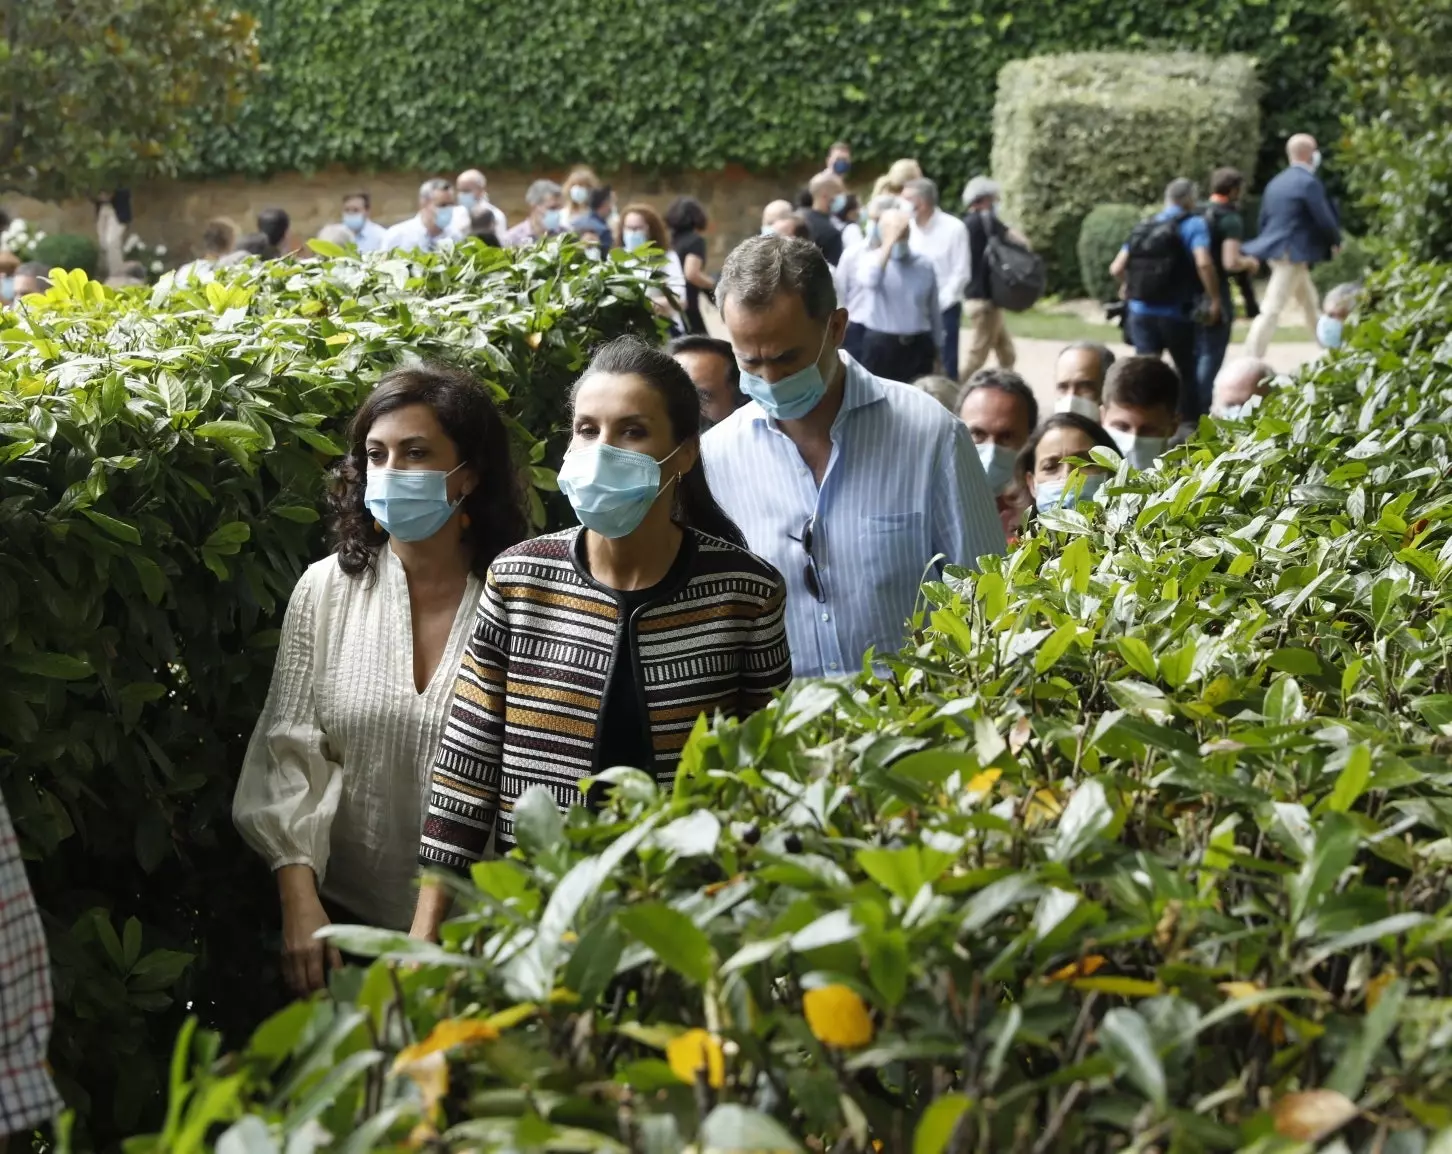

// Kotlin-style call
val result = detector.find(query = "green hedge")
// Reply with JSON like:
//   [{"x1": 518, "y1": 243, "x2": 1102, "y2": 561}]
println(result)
[
  {"x1": 0, "y1": 241, "x2": 660, "y2": 1145},
  {"x1": 131, "y1": 258, "x2": 1452, "y2": 1151},
  {"x1": 190, "y1": 0, "x2": 1345, "y2": 206},
  {"x1": 995, "y1": 52, "x2": 1260, "y2": 294},
  {"x1": 30, "y1": 234, "x2": 100, "y2": 278},
  {"x1": 1077, "y1": 204, "x2": 1143, "y2": 300}
]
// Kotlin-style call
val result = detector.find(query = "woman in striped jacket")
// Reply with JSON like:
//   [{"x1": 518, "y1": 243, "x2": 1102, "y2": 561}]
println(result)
[{"x1": 411, "y1": 336, "x2": 791, "y2": 938}]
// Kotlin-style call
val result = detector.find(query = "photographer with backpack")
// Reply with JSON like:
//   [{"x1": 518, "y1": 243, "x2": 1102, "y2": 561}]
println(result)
[{"x1": 1109, "y1": 178, "x2": 1222, "y2": 430}]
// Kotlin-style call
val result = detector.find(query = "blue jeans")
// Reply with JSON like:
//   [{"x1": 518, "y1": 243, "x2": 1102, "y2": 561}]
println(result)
[
  {"x1": 1128, "y1": 312, "x2": 1198, "y2": 421},
  {"x1": 940, "y1": 303, "x2": 962, "y2": 377},
  {"x1": 1195, "y1": 320, "x2": 1233, "y2": 418}
]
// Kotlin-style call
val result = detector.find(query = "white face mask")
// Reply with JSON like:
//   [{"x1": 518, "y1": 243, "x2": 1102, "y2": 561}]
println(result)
[
  {"x1": 1310, "y1": 149, "x2": 1323, "y2": 172},
  {"x1": 975, "y1": 440, "x2": 1018, "y2": 496},
  {"x1": 1055, "y1": 393, "x2": 1099, "y2": 420},
  {"x1": 1109, "y1": 428, "x2": 1168, "y2": 471}
]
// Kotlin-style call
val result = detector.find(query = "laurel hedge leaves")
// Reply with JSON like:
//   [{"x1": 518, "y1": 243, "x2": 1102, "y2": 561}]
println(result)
[
  {"x1": 191, "y1": 0, "x2": 1346, "y2": 203},
  {"x1": 0, "y1": 240, "x2": 660, "y2": 1144}
]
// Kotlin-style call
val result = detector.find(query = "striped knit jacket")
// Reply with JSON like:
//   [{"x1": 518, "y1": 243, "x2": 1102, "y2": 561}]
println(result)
[{"x1": 420, "y1": 527, "x2": 791, "y2": 867}]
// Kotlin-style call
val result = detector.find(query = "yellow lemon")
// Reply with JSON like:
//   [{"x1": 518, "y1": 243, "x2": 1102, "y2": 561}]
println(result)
[
  {"x1": 802, "y1": 984, "x2": 875, "y2": 1048},
  {"x1": 667, "y1": 1028, "x2": 726, "y2": 1088}
]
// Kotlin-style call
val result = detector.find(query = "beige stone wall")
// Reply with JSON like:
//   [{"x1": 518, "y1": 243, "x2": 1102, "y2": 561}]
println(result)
[{"x1": 1, "y1": 162, "x2": 831, "y2": 268}]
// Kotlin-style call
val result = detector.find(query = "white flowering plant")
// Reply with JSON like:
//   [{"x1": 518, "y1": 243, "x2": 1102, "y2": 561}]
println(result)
[
  {"x1": 0, "y1": 217, "x2": 48, "y2": 261},
  {"x1": 122, "y1": 231, "x2": 171, "y2": 278}
]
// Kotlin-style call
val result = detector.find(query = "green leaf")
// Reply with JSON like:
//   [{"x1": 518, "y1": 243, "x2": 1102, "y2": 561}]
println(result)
[
  {"x1": 4, "y1": 652, "x2": 93, "y2": 680},
  {"x1": 307, "y1": 238, "x2": 347, "y2": 258},
  {"x1": 699, "y1": 1105, "x2": 803, "y2": 1152},
  {"x1": 1099, "y1": 1007, "x2": 1167, "y2": 1112},
  {"x1": 272, "y1": 505, "x2": 320, "y2": 524},
  {"x1": 615, "y1": 902, "x2": 714, "y2": 985},
  {"x1": 1050, "y1": 779, "x2": 1113, "y2": 863},
  {"x1": 81, "y1": 508, "x2": 142, "y2": 544},
  {"x1": 855, "y1": 845, "x2": 954, "y2": 903},
  {"x1": 1290, "y1": 812, "x2": 1359, "y2": 926},
  {"x1": 1326, "y1": 744, "x2": 1372, "y2": 813},
  {"x1": 512, "y1": 785, "x2": 566, "y2": 863},
  {"x1": 562, "y1": 916, "x2": 625, "y2": 1004},
  {"x1": 128, "y1": 948, "x2": 194, "y2": 992},
  {"x1": 1034, "y1": 621, "x2": 1078, "y2": 674},
  {"x1": 913, "y1": 1093, "x2": 972, "y2": 1154},
  {"x1": 866, "y1": 929, "x2": 909, "y2": 1006},
  {"x1": 204, "y1": 521, "x2": 251, "y2": 552},
  {"x1": 1117, "y1": 637, "x2": 1157, "y2": 680},
  {"x1": 1328, "y1": 978, "x2": 1406, "y2": 1099}
]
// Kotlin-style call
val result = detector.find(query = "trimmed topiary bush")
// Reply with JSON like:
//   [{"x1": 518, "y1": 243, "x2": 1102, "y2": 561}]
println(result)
[
  {"x1": 993, "y1": 52, "x2": 1261, "y2": 294},
  {"x1": 31, "y1": 231, "x2": 100, "y2": 276},
  {"x1": 1077, "y1": 204, "x2": 1143, "y2": 300}
]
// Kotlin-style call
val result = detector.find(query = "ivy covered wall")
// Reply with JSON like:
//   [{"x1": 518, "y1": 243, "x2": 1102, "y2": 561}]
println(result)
[{"x1": 190, "y1": 0, "x2": 1347, "y2": 196}]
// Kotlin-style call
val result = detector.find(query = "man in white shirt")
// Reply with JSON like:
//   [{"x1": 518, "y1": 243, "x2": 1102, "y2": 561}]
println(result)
[
  {"x1": 341, "y1": 192, "x2": 387, "y2": 252},
  {"x1": 902, "y1": 177, "x2": 970, "y2": 378},
  {"x1": 455, "y1": 169, "x2": 508, "y2": 237},
  {"x1": 380, "y1": 178, "x2": 458, "y2": 254}
]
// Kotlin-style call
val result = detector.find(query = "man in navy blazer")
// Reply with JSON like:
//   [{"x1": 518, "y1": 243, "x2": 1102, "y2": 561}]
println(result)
[{"x1": 1244, "y1": 134, "x2": 1341, "y2": 356}]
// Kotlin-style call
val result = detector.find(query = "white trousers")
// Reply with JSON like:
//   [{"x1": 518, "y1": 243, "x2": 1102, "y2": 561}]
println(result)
[{"x1": 1245, "y1": 259, "x2": 1320, "y2": 357}]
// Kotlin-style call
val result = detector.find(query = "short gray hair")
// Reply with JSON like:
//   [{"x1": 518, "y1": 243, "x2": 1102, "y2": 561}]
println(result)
[
  {"x1": 911, "y1": 374, "x2": 958, "y2": 410},
  {"x1": 903, "y1": 178, "x2": 939, "y2": 208},
  {"x1": 1059, "y1": 341, "x2": 1116, "y2": 382},
  {"x1": 962, "y1": 176, "x2": 1000, "y2": 206},
  {"x1": 526, "y1": 179, "x2": 562, "y2": 207},
  {"x1": 717, "y1": 235, "x2": 838, "y2": 322},
  {"x1": 418, "y1": 177, "x2": 452, "y2": 202},
  {"x1": 1323, "y1": 281, "x2": 1362, "y2": 317},
  {"x1": 315, "y1": 223, "x2": 356, "y2": 248},
  {"x1": 1165, "y1": 178, "x2": 1197, "y2": 208}
]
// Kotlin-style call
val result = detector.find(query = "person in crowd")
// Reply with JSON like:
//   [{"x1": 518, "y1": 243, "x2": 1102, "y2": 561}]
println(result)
[
  {"x1": 701, "y1": 235, "x2": 1003, "y2": 679},
  {"x1": 665, "y1": 196, "x2": 715, "y2": 335},
  {"x1": 341, "y1": 192, "x2": 387, "y2": 253},
  {"x1": 0, "y1": 251, "x2": 18, "y2": 303},
  {"x1": 834, "y1": 194, "x2": 898, "y2": 362},
  {"x1": 570, "y1": 185, "x2": 615, "y2": 253},
  {"x1": 258, "y1": 207, "x2": 301, "y2": 256},
  {"x1": 1197, "y1": 168, "x2": 1262, "y2": 417},
  {"x1": 1244, "y1": 134, "x2": 1341, "y2": 357},
  {"x1": 411, "y1": 337, "x2": 791, "y2": 929},
  {"x1": 1211, "y1": 356, "x2": 1275, "y2": 419},
  {"x1": 1017, "y1": 413, "x2": 1122, "y2": 514},
  {"x1": 217, "y1": 231, "x2": 275, "y2": 266},
  {"x1": 1318, "y1": 282, "x2": 1360, "y2": 350},
  {"x1": 502, "y1": 179, "x2": 565, "y2": 248},
  {"x1": 959, "y1": 176, "x2": 1025, "y2": 378},
  {"x1": 312, "y1": 223, "x2": 357, "y2": 253},
  {"x1": 835, "y1": 193, "x2": 863, "y2": 250},
  {"x1": 234, "y1": 363, "x2": 528, "y2": 992},
  {"x1": 801, "y1": 173, "x2": 846, "y2": 264},
  {"x1": 619, "y1": 202, "x2": 687, "y2": 332},
  {"x1": 0, "y1": 791, "x2": 62, "y2": 1141},
  {"x1": 176, "y1": 217, "x2": 239, "y2": 283},
  {"x1": 456, "y1": 169, "x2": 508, "y2": 235},
  {"x1": 382, "y1": 178, "x2": 459, "y2": 254},
  {"x1": 855, "y1": 208, "x2": 941, "y2": 383},
  {"x1": 902, "y1": 178, "x2": 970, "y2": 379},
  {"x1": 562, "y1": 165, "x2": 602, "y2": 229},
  {"x1": 777, "y1": 213, "x2": 812, "y2": 241},
  {"x1": 819, "y1": 140, "x2": 853, "y2": 184},
  {"x1": 1109, "y1": 178, "x2": 1220, "y2": 427},
  {"x1": 762, "y1": 200, "x2": 795, "y2": 235},
  {"x1": 956, "y1": 368, "x2": 1038, "y2": 539},
  {"x1": 1099, "y1": 355, "x2": 1181, "y2": 470},
  {"x1": 468, "y1": 210, "x2": 501, "y2": 248},
  {"x1": 11, "y1": 262, "x2": 49, "y2": 297},
  {"x1": 871, "y1": 157, "x2": 924, "y2": 201},
  {"x1": 1055, "y1": 341, "x2": 1115, "y2": 418},
  {"x1": 912, "y1": 374, "x2": 958, "y2": 411},
  {"x1": 106, "y1": 259, "x2": 149, "y2": 288},
  {"x1": 669, "y1": 333, "x2": 747, "y2": 428}
]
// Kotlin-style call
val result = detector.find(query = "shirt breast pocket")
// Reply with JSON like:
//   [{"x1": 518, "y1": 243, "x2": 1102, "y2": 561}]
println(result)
[{"x1": 858, "y1": 511, "x2": 928, "y2": 586}]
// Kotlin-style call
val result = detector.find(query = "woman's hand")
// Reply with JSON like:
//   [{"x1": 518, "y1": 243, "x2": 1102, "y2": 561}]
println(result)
[
  {"x1": 277, "y1": 865, "x2": 342, "y2": 995},
  {"x1": 409, "y1": 880, "x2": 452, "y2": 943}
]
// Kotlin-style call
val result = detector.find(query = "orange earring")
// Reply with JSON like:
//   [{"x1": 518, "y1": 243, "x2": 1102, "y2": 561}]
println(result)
[
  {"x1": 373, "y1": 519, "x2": 384, "y2": 534},
  {"x1": 460, "y1": 512, "x2": 471, "y2": 529}
]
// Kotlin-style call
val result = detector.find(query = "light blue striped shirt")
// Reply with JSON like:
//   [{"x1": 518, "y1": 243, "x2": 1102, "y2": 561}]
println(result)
[{"x1": 701, "y1": 352, "x2": 1005, "y2": 677}]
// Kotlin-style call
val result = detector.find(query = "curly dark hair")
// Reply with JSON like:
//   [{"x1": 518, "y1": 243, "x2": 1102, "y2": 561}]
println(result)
[
  {"x1": 328, "y1": 362, "x2": 529, "y2": 579},
  {"x1": 664, "y1": 195, "x2": 708, "y2": 237}
]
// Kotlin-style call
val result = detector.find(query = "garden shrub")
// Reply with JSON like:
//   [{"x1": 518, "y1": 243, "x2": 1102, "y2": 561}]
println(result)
[
  {"x1": 30, "y1": 233, "x2": 100, "y2": 277},
  {"x1": 131, "y1": 257, "x2": 1452, "y2": 1151},
  {"x1": 1077, "y1": 204, "x2": 1143, "y2": 300},
  {"x1": 1311, "y1": 234, "x2": 1373, "y2": 296},
  {"x1": 0, "y1": 239, "x2": 661, "y2": 1145},
  {"x1": 993, "y1": 53, "x2": 1261, "y2": 293},
  {"x1": 192, "y1": 0, "x2": 1346, "y2": 214}
]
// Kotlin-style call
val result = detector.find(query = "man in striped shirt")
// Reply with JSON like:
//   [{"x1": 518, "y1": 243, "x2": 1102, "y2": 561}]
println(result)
[{"x1": 701, "y1": 235, "x2": 1004, "y2": 678}]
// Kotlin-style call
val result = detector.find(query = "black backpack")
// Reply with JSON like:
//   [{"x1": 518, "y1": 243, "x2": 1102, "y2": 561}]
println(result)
[
  {"x1": 1125, "y1": 214, "x2": 1196, "y2": 306},
  {"x1": 986, "y1": 234, "x2": 1047, "y2": 312}
]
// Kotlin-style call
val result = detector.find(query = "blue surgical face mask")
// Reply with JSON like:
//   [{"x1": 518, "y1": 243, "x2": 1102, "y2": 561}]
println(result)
[
  {"x1": 1109, "y1": 428, "x2": 1168, "y2": 471},
  {"x1": 343, "y1": 211, "x2": 366, "y2": 233},
  {"x1": 365, "y1": 463, "x2": 467, "y2": 543},
  {"x1": 760, "y1": 225, "x2": 775, "y2": 236},
  {"x1": 457, "y1": 192, "x2": 478, "y2": 210},
  {"x1": 0, "y1": 276, "x2": 13, "y2": 304},
  {"x1": 738, "y1": 328, "x2": 834, "y2": 422},
  {"x1": 570, "y1": 185, "x2": 591, "y2": 206},
  {"x1": 543, "y1": 208, "x2": 563, "y2": 232},
  {"x1": 867, "y1": 222, "x2": 882, "y2": 247},
  {"x1": 976, "y1": 441, "x2": 1018, "y2": 495},
  {"x1": 558, "y1": 442, "x2": 683, "y2": 539},
  {"x1": 623, "y1": 228, "x2": 649, "y2": 251},
  {"x1": 432, "y1": 204, "x2": 454, "y2": 231},
  {"x1": 1036, "y1": 472, "x2": 1107, "y2": 512},
  {"x1": 830, "y1": 193, "x2": 848, "y2": 215},
  {"x1": 1317, "y1": 314, "x2": 1344, "y2": 349},
  {"x1": 832, "y1": 158, "x2": 852, "y2": 177},
  {"x1": 891, "y1": 240, "x2": 911, "y2": 261}
]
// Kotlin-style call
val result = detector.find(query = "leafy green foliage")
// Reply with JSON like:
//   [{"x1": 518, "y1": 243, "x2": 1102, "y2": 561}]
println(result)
[
  {"x1": 133, "y1": 257, "x2": 1452, "y2": 1151},
  {"x1": 1311, "y1": 234, "x2": 1373, "y2": 296},
  {"x1": 192, "y1": 1, "x2": 1343, "y2": 205},
  {"x1": 0, "y1": 241, "x2": 660, "y2": 1144},
  {"x1": 995, "y1": 53, "x2": 1261, "y2": 293},
  {"x1": 31, "y1": 234, "x2": 100, "y2": 277},
  {"x1": 1334, "y1": 0, "x2": 1452, "y2": 264},
  {"x1": 1077, "y1": 204, "x2": 1143, "y2": 300},
  {"x1": 0, "y1": 0, "x2": 260, "y2": 199}
]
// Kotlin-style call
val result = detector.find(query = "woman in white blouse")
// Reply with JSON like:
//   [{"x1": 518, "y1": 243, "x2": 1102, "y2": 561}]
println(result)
[
  {"x1": 617, "y1": 202, "x2": 688, "y2": 336},
  {"x1": 234, "y1": 363, "x2": 528, "y2": 995}
]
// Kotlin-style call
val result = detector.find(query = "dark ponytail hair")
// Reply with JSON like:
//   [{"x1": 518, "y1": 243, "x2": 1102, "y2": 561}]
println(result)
[{"x1": 571, "y1": 336, "x2": 747, "y2": 549}]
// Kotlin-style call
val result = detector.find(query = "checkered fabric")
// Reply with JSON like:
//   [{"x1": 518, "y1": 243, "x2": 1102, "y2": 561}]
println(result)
[{"x1": 0, "y1": 795, "x2": 61, "y2": 1134}]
